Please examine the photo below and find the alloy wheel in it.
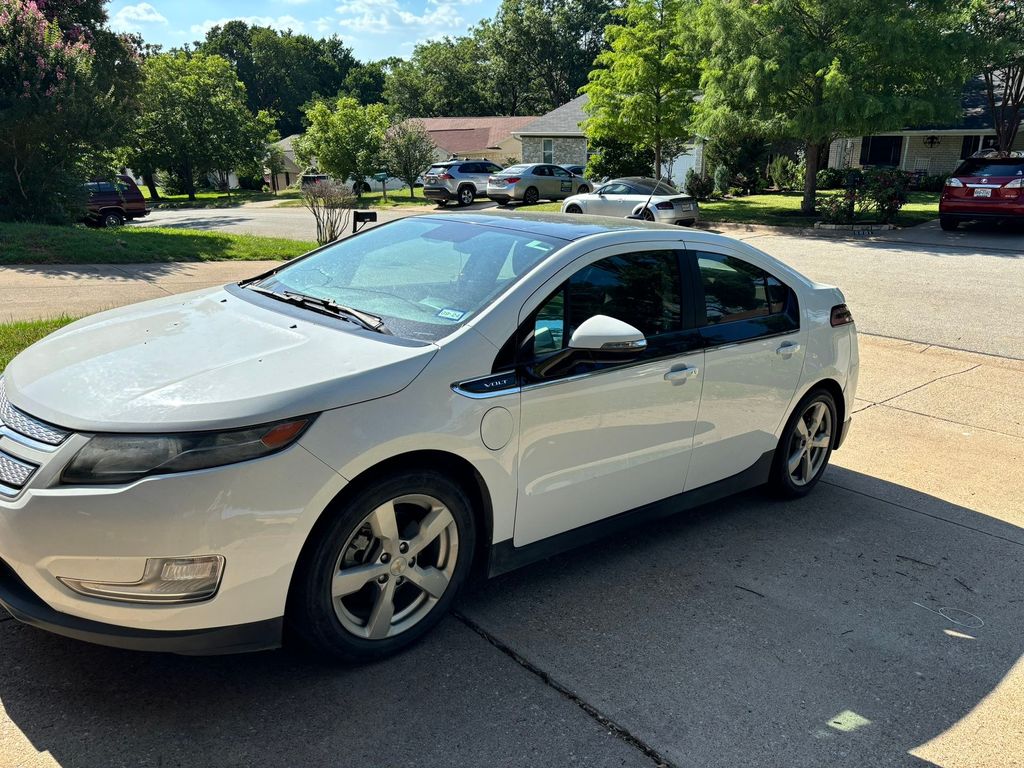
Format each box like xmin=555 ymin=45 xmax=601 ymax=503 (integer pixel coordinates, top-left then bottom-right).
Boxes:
xmin=331 ymin=494 xmax=459 ymax=640
xmin=787 ymin=401 xmax=832 ymax=486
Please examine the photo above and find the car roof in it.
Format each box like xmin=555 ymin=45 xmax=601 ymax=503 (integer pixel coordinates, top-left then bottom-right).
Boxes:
xmin=415 ymin=211 xmax=679 ymax=242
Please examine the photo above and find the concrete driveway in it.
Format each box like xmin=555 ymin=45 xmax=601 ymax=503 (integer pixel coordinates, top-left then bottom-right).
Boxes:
xmin=1 ymin=335 xmax=1022 ymax=767
xmin=2 ymin=210 xmax=1023 ymax=766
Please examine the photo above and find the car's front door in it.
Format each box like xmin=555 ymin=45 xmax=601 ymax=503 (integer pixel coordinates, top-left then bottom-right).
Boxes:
xmin=551 ymin=165 xmax=575 ymax=199
xmin=589 ymin=183 xmax=627 ymax=215
xmin=513 ymin=247 xmax=705 ymax=547
xmin=683 ymin=248 xmax=806 ymax=490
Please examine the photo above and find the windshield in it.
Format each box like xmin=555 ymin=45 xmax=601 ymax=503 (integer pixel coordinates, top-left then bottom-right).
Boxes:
xmin=254 ymin=218 xmax=561 ymax=342
xmin=953 ymin=159 xmax=1024 ymax=177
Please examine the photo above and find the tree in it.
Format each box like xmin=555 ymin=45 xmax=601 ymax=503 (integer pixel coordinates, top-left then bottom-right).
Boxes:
xmin=383 ymin=120 xmax=438 ymax=196
xmin=297 ymin=97 xmax=390 ymax=197
xmin=197 ymin=22 xmax=357 ymax=135
xmin=695 ymin=0 xmax=970 ymax=213
xmin=584 ymin=137 xmax=654 ymax=180
xmin=969 ymin=1 xmax=1024 ymax=152
xmin=583 ymin=0 xmax=698 ymax=179
xmin=0 ymin=0 xmax=140 ymax=222
xmin=302 ymin=179 xmax=354 ymax=245
xmin=384 ymin=38 xmax=493 ymax=117
xmin=344 ymin=60 xmax=395 ymax=105
xmin=129 ymin=52 xmax=272 ymax=200
xmin=264 ymin=141 xmax=288 ymax=193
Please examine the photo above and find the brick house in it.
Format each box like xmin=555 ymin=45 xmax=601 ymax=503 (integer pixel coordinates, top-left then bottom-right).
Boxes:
xmin=516 ymin=94 xmax=706 ymax=183
xmin=827 ymin=77 xmax=1024 ymax=175
xmin=408 ymin=117 xmax=539 ymax=165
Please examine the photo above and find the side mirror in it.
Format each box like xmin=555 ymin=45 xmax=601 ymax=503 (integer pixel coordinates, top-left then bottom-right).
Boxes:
xmin=568 ymin=315 xmax=646 ymax=352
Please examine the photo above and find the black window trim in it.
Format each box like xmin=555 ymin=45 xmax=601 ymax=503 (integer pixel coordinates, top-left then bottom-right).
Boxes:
xmin=687 ymin=249 xmax=800 ymax=349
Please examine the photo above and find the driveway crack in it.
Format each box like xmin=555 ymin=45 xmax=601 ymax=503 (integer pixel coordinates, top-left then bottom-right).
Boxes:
xmin=876 ymin=363 xmax=981 ymax=405
xmin=454 ymin=611 xmax=675 ymax=768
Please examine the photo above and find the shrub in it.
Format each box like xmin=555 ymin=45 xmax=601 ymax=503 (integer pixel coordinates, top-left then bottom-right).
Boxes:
xmin=684 ymin=168 xmax=714 ymax=199
xmin=861 ymin=167 xmax=911 ymax=223
xmin=713 ymin=164 xmax=731 ymax=197
xmin=768 ymin=156 xmax=795 ymax=190
xmin=818 ymin=191 xmax=858 ymax=224
xmin=301 ymin=180 xmax=355 ymax=244
xmin=913 ymin=173 xmax=947 ymax=192
xmin=816 ymin=167 xmax=846 ymax=190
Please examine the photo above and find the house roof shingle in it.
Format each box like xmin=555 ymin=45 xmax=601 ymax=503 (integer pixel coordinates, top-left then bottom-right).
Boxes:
xmin=514 ymin=94 xmax=589 ymax=137
xmin=405 ymin=116 xmax=539 ymax=154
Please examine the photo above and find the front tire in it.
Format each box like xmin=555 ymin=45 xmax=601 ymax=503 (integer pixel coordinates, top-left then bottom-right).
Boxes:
xmin=769 ymin=389 xmax=837 ymax=498
xmin=565 ymin=204 xmax=583 ymax=214
xmin=288 ymin=470 xmax=476 ymax=663
xmin=457 ymin=186 xmax=475 ymax=206
xmin=939 ymin=215 xmax=959 ymax=231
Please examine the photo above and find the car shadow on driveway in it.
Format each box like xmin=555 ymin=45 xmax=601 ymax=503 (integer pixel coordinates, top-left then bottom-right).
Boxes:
xmin=0 ymin=467 xmax=1021 ymax=767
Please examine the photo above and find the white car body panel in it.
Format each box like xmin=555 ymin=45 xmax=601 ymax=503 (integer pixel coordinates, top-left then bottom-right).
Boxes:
xmin=0 ymin=214 xmax=857 ymax=653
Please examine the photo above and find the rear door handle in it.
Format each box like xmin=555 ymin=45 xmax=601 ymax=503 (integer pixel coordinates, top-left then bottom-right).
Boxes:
xmin=664 ymin=365 xmax=699 ymax=382
xmin=776 ymin=342 xmax=801 ymax=358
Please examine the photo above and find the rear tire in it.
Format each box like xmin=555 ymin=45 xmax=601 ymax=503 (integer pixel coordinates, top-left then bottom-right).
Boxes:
xmin=102 ymin=211 xmax=125 ymax=228
xmin=769 ymin=389 xmax=837 ymax=499
xmin=523 ymin=187 xmax=540 ymax=205
xmin=576 ymin=185 xmax=590 ymax=194
xmin=939 ymin=215 xmax=959 ymax=231
xmin=288 ymin=470 xmax=476 ymax=663
xmin=641 ymin=208 xmax=655 ymax=222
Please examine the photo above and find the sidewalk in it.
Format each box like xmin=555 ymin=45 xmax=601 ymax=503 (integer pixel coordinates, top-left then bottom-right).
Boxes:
xmin=0 ymin=261 xmax=279 ymax=323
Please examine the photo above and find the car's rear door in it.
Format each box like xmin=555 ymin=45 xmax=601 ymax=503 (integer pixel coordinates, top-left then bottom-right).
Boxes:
xmin=682 ymin=247 xmax=806 ymax=490
xmin=512 ymin=245 xmax=705 ymax=546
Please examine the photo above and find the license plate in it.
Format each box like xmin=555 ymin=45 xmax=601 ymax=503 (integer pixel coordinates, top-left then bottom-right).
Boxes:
xmin=974 ymin=188 xmax=992 ymax=197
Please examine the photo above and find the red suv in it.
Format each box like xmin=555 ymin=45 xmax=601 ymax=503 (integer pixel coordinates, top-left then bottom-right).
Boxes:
xmin=939 ymin=152 xmax=1024 ymax=230
xmin=85 ymin=174 xmax=149 ymax=227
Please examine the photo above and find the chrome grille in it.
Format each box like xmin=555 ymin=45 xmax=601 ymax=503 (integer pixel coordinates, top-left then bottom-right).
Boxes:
xmin=0 ymin=450 xmax=36 ymax=490
xmin=0 ymin=378 xmax=70 ymax=446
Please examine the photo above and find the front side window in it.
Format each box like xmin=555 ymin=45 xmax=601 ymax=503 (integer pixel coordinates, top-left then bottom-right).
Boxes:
xmin=254 ymin=218 xmax=562 ymax=342
xmin=543 ymin=139 xmax=554 ymax=164
xmin=695 ymin=252 xmax=798 ymax=344
xmin=526 ymin=251 xmax=683 ymax=363
xmin=552 ymin=166 xmax=571 ymax=178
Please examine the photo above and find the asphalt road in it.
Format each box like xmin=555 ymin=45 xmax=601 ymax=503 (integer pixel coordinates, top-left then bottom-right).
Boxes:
xmin=141 ymin=206 xmax=1024 ymax=359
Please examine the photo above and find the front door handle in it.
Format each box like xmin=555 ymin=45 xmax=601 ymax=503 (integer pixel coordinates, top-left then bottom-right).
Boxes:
xmin=664 ymin=365 xmax=699 ymax=382
xmin=776 ymin=342 xmax=801 ymax=358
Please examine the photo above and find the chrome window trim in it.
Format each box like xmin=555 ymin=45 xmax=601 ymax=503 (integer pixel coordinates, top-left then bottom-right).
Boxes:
xmin=451 ymin=383 xmax=523 ymax=400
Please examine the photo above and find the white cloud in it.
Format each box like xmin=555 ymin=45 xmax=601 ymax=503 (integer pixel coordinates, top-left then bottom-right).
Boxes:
xmin=110 ymin=2 xmax=167 ymax=31
xmin=190 ymin=15 xmax=306 ymax=36
xmin=281 ymin=0 xmax=313 ymax=4
xmin=334 ymin=0 xmax=463 ymax=35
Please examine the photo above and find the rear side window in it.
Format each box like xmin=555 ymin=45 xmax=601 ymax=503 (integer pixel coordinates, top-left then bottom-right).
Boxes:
xmin=458 ymin=163 xmax=481 ymax=173
xmin=502 ymin=165 xmax=530 ymax=175
xmin=952 ymin=159 xmax=1024 ymax=177
xmin=695 ymin=251 xmax=798 ymax=343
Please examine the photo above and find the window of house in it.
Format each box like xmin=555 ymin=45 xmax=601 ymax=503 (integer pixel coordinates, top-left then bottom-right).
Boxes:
xmin=859 ymin=136 xmax=903 ymax=167
xmin=960 ymin=135 xmax=999 ymax=160
xmin=543 ymin=139 xmax=554 ymax=164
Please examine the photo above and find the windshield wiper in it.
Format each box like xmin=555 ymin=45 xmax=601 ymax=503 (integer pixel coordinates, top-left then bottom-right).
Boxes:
xmin=245 ymin=285 xmax=391 ymax=335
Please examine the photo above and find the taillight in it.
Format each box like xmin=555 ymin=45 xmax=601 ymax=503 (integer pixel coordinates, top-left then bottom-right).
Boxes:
xmin=1004 ymin=178 xmax=1024 ymax=189
xmin=831 ymin=304 xmax=854 ymax=327
xmin=503 ymin=177 xmax=520 ymax=184
xmin=438 ymin=173 xmax=454 ymax=180
xmin=945 ymin=177 xmax=964 ymax=188
xmin=655 ymin=201 xmax=674 ymax=210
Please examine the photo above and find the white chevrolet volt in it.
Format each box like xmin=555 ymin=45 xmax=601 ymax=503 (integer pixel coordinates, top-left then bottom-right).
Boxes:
xmin=0 ymin=213 xmax=858 ymax=661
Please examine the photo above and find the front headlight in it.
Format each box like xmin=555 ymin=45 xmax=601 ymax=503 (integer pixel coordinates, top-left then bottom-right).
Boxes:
xmin=61 ymin=417 xmax=313 ymax=485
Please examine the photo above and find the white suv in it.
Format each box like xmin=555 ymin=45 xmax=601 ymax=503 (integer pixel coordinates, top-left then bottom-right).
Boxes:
xmin=0 ymin=213 xmax=858 ymax=661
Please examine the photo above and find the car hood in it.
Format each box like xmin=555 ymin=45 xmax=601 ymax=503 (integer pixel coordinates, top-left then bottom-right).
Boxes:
xmin=3 ymin=287 xmax=437 ymax=432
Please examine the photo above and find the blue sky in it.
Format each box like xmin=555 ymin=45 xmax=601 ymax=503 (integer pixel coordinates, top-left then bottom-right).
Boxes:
xmin=107 ymin=0 xmax=498 ymax=61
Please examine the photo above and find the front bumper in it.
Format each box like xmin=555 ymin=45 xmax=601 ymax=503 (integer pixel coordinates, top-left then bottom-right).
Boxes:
xmin=0 ymin=559 xmax=282 ymax=654
xmin=0 ymin=424 xmax=345 ymax=651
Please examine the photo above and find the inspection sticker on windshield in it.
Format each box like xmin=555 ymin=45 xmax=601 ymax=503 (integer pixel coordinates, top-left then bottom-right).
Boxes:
xmin=437 ymin=308 xmax=466 ymax=321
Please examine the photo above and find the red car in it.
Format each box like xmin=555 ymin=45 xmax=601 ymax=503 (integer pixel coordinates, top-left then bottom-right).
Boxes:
xmin=84 ymin=174 xmax=149 ymax=227
xmin=939 ymin=152 xmax=1024 ymax=230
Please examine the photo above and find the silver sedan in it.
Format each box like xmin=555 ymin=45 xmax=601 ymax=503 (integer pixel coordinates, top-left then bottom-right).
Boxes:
xmin=561 ymin=177 xmax=699 ymax=225
xmin=487 ymin=164 xmax=591 ymax=205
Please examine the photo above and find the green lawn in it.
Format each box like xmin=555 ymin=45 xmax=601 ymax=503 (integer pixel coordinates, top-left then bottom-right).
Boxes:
xmin=0 ymin=317 xmax=76 ymax=372
xmin=150 ymin=188 xmax=302 ymax=209
xmin=275 ymin=189 xmax=435 ymax=210
xmin=530 ymin=191 xmax=939 ymax=226
xmin=0 ymin=223 xmax=316 ymax=265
